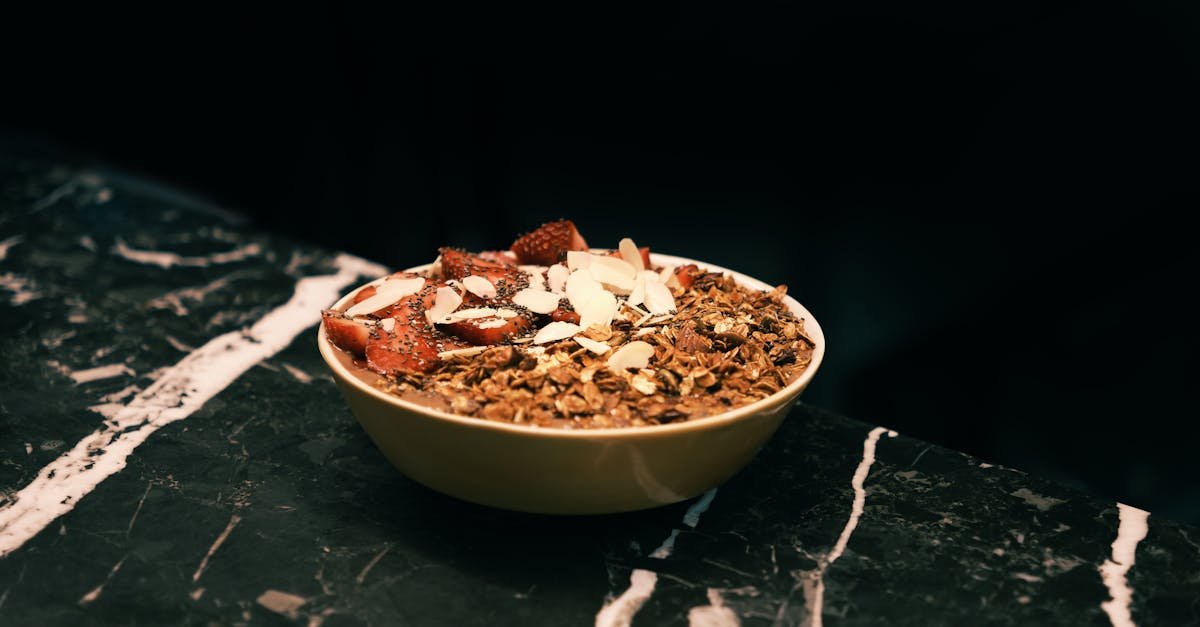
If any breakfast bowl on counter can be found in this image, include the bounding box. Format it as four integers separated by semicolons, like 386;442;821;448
317;221;825;514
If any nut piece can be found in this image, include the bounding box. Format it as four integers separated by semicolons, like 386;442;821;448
607;341;655;372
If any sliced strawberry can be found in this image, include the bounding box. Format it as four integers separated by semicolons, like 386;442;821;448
510;220;589;265
323;311;371;357
439;248;527;297
351;285;377;305
365;324;443;376
442;315;533;346
606;246;651;269
549;306;580;324
675;264;700;290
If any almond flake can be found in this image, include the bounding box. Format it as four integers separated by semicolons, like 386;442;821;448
618;237;645;272
574;336;611;355
566;250;592;271
462;275;498;299
578;289;617;329
631;373;657;395
659;265;681;288
646;314;673;325
512;288;561;314
476;317;508;329
634;311;653;327
448;307;496;320
587;255;636;291
522;345;546;355
565;269;605;312
626;273;646;307
607;340;655;372
424;285;464;324
643;280;676;315
633;326;657;337
437;346;489;359
495;308;519;318
344;276;425;317
379;318;396;333
547;264;570;293
533;321;582;344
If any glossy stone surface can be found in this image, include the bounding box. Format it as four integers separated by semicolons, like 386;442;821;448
1;157;1198;626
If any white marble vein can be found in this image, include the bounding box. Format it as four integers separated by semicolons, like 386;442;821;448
1099;503;1150;627
112;238;262;269
595;488;719;627
67;363;135;385
0;235;22;261
192;514;242;583
0;272;40;305
0;254;387;558
146;273;241;315
802;427;896;627
78;555;127;606
687;588;740;627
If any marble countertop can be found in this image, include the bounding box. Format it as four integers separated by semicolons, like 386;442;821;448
1;156;1198;626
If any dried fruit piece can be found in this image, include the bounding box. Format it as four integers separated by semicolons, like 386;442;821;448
510;220;589;265
674;264;701;290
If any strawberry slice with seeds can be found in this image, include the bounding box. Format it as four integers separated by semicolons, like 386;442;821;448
365;325;444;376
510;220;589;265
322;311;372;357
439;248;528;296
443;314;533;346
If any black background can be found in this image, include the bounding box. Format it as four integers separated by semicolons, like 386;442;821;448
3;3;1198;521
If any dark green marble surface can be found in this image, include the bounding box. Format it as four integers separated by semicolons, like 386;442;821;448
1;156;1198;626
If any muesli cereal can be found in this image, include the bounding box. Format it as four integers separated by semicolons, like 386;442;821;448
322;220;814;428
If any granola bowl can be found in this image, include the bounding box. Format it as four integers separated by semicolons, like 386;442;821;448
318;253;824;514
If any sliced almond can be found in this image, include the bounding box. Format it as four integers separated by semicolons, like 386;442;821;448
495;308;519;318
566;250;592;271
565;269;604;312
577;290;617;329
438;345;489;359
533;321;582;344
630;373;657;395
659;265;681;288
633;326;657;337
461;275;498;299
607;340;655;372
627;273;647;306
344;276;425;317
643;280;676;315
574;336;611;355
618;237;645;272
476;317;508;329
512;288;562;314
587;255;636;291
424;285;463;325
520;266;547;290
448;307;496;320
379;318;396;333
547;263;570;293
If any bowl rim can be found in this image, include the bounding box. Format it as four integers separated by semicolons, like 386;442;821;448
317;252;825;439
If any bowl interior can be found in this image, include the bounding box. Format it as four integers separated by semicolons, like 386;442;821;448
317;252;825;438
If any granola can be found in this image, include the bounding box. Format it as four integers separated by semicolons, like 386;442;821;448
322;221;814;429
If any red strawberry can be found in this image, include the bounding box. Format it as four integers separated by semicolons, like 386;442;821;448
510;220;589;265
351;285;377;305
322;312;371;357
674;264;701;290
365;325;444;376
606;246;651;269
439;248;527;296
549;306;580;325
442;314;533;346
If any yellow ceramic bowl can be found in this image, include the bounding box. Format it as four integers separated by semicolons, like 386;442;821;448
317;253;825;514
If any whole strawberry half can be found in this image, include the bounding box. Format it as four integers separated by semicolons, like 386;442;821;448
510;220;589;265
